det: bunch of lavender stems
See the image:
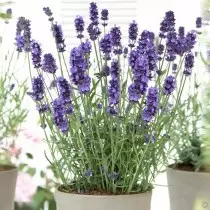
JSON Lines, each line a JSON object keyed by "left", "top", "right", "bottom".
{"left": 14, "top": 4, "right": 201, "bottom": 194}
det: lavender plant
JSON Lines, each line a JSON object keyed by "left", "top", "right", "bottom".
{"left": 16, "top": 3, "right": 200, "bottom": 194}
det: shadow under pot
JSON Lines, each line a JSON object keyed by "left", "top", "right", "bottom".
{"left": 167, "top": 164, "right": 210, "bottom": 210}
{"left": 0, "top": 165, "right": 18, "bottom": 210}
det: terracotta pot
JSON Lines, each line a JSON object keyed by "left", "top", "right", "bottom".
{"left": 55, "top": 190, "right": 152, "bottom": 210}
{"left": 0, "top": 166, "right": 18, "bottom": 210}
{"left": 167, "top": 167, "right": 210, "bottom": 210}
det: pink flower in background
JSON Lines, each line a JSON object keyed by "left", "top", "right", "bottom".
{"left": 15, "top": 172, "right": 37, "bottom": 203}
{"left": 8, "top": 145, "right": 22, "bottom": 158}
{"left": 21, "top": 128, "right": 42, "bottom": 143}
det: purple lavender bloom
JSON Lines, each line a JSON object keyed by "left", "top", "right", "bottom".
{"left": 110, "top": 26, "right": 122, "bottom": 55}
{"left": 52, "top": 98, "right": 68, "bottom": 133}
{"left": 158, "top": 44, "right": 164, "bottom": 60}
{"left": 145, "top": 134, "right": 155, "bottom": 144}
{"left": 159, "top": 11, "right": 176, "bottom": 38}
{"left": 128, "top": 55, "right": 149, "bottom": 102}
{"left": 108, "top": 78, "right": 120, "bottom": 105}
{"left": 9, "top": 84, "right": 15, "bottom": 91}
{"left": 52, "top": 23, "right": 66, "bottom": 52}
{"left": 97, "top": 103, "right": 102, "bottom": 109}
{"left": 128, "top": 21, "right": 138, "bottom": 48}
{"left": 6, "top": 8, "right": 12, "bottom": 16}
{"left": 163, "top": 75, "right": 176, "bottom": 95}
{"left": 43, "top": 7, "right": 54, "bottom": 21}
{"left": 100, "top": 33, "right": 112, "bottom": 60}
{"left": 184, "top": 52, "right": 194, "bottom": 76}
{"left": 70, "top": 47, "right": 91, "bottom": 94}
{"left": 15, "top": 35, "right": 24, "bottom": 52}
{"left": 101, "top": 9, "right": 108, "bottom": 27}
{"left": 129, "top": 49, "right": 139, "bottom": 69}
{"left": 108, "top": 60, "right": 120, "bottom": 105}
{"left": 15, "top": 17, "right": 31, "bottom": 52}
{"left": 101, "top": 9, "right": 108, "bottom": 22}
{"left": 107, "top": 106, "right": 118, "bottom": 115}
{"left": 108, "top": 171, "right": 119, "bottom": 180}
{"left": 185, "top": 30, "right": 197, "bottom": 52}
{"left": 142, "top": 87, "right": 159, "bottom": 122}
{"left": 28, "top": 76, "right": 45, "bottom": 101}
{"left": 79, "top": 39, "right": 92, "bottom": 54}
{"left": 196, "top": 17, "right": 202, "bottom": 28}
{"left": 36, "top": 104, "right": 50, "bottom": 114}
{"left": 31, "top": 41, "right": 42, "bottom": 68}
{"left": 178, "top": 26, "right": 185, "bottom": 37}
{"left": 84, "top": 168, "right": 93, "bottom": 177}
{"left": 57, "top": 77, "right": 72, "bottom": 105}
{"left": 166, "top": 31, "right": 177, "bottom": 61}
{"left": 87, "top": 23, "right": 101, "bottom": 41}
{"left": 74, "top": 16, "right": 85, "bottom": 39}
{"left": 89, "top": 2, "right": 99, "bottom": 25}
{"left": 42, "top": 53, "right": 57, "bottom": 74}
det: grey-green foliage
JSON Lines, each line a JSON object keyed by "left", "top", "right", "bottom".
{"left": 170, "top": 77, "right": 203, "bottom": 170}
{"left": 0, "top": 69, "right": 28, "bottom": 141}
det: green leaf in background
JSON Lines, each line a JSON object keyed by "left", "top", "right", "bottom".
{"left": 27, "top": 167, "right": 36, "bottom": 176}
{"left": 26, "top": 153, "right": 33, "bottom": 159}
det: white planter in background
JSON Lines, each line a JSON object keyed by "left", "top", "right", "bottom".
{"left": 0, "top": 166, "right": 18, "bottom": 210}
{"left": 167, "top": 167, "right": 210, "bottom": 210}
{"left": 55, "top": 190, "right": 152, "bottom": 210}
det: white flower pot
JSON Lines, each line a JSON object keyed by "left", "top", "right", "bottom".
{"left": 167, "top": 167, "right": 210, "bottom": 210}
{"left": 55, "top": 190, "right": 152, "bottom": 210}
{"left": 0, "top": 166, "right": 18, "bottom": 210}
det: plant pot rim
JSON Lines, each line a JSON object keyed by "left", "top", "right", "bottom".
{"left": 0, "top": 165, "right": 17, "bottom": 173}
{"left": 167, "top": 164, "right": 210, "bottom": 175}
{"left": 55, "top": 189, "right": 152, "bottom": 198}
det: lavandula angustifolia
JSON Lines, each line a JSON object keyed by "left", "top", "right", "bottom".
{"left": 52, "top": 23, "right": 66, "bottom": 52}
{"left": 70, "top": 47, "right": 91, "bottom": 94}
{"left": 165, "top": 31, "right": 177, "bottom": 61}
{"left": 74, "top": 16, "right": 85, "bottom": 39}
{"left": 110, "top": 26, "right": 122, "bottom": 55}
{"left": 163, "top": 75, "right": 176, "bottom": 95}
{"left": 87, "top": 2, "right": 101, "bottom": 41}
{"left": 31, "top": 41, "right": 42, "bottom": 69}
{"left": 42, "top": 53, "right": 57, "bottom": 74}
{"left": 101, "top": 9, "right": 108, "bottom": 27}
{"left": 15, "top": 17, "right": 31, "bottom": 52}
{"left": 142, "top": 87, "right": 159, "bottom": 122}
{"left": 159, "top": 10, "right": 175, "bottom": 38}
{"left": 128, "top": 21, "right": 138, "bottom": 48}
{"left": 43, "top": 7, "right": 54, "bottom": 22}
{"left": 128, "top": 55, "right": 149, "bottom": 102}
{"left": 196, "top": 17, "right": 202, "bottom": 29}
{"left": 184, "top": 52, "right": 194, "bottom": 76}
{"left": 100, "top": 33, "right": 112, "bottom": 60}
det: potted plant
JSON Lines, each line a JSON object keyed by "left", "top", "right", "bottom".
{"left": 15, "top": 2, "right": 200, "bottom": 210}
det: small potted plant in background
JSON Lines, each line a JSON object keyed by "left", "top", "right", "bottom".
{"left": 15, "top": 2, "right": 200, "bottom": 210}
{"left": 0, "top": 4, "right": 28, "bottom": 210}
{"left": 166, "top": 73, "right": 207, "bottom": 210}
{"left": 0, "top": 56, "right": 28, "bottom": 210}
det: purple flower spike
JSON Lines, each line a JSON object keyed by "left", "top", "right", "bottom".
{"left": 57, "top": 77, "right": 72, "bottom": 105}
{"left": 128, "top": 21, "right": 138, "bottom": 48}
{"left": 43, "top": 7, "right": 54, "bottom": 21}
{"left": 28, "top": 76, "right": 45, "bottom": 101}
{"left": 101, "top": 9, "right": 109, "bottom": 26}
{"left": 100, "top": 33, "right": 112, "bottom": 60}
{"left": 166, "top": 31, "right": 177, "bottom": 61}
{"left": 52, "top": 98, "right": 69, "bottom": 133}
{"left": 31, "top": 41, "right": 42, "bottom": 69}
{"left": 159, "top": 10, "right": 176, "bottom": 38}
{"left": 79, "top": 39, "right": 92, "bottom": 54}
{"left": 184, "top": 52, "right": 194, "bottom": 76}
{"left": 142, "top": 87, "right": 159, "bottom": 122}
{"left": 52, "top": 23, "right": 66, "bottom": 52}
{"left": 37, "top": 104, "right": 50, "bottom": 114}
{"left": 87, "top": 23, "right": 101, "bottom": 41}
{"left": 196, "top": 17, "right": 202, "bottom": 28}
{"left": 163, "top": 75, "right": 176, "bottom": 95}
{"left": 42, "top": 53, "right": 57, "bottom": 74}
{"left": 110, "top": 26, "right": 122, "bottom": 55}
{"left": 70, "top": 47, "right": 91, "bottom": 94}
{"left": 15, "top": 17, "right": 31, "bottom": 52}
{"left": 89, "top": 2, "right": 99, "bottom": 25}
{"left": 74, "top": 16, "right": 85, "bottom": 39}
